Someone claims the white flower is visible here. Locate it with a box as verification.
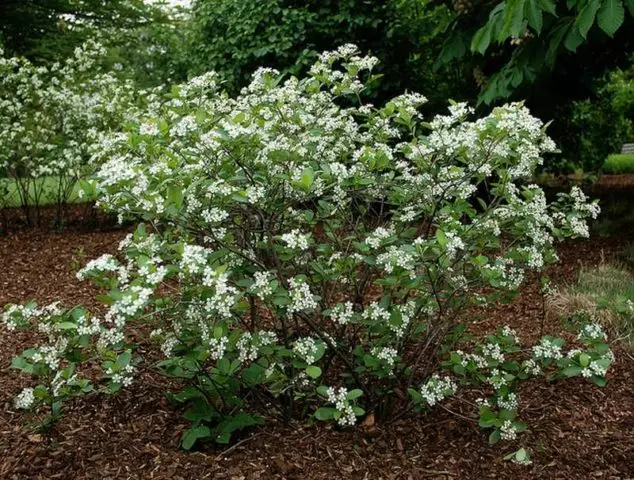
[498,392,518,410]
[237,333,258,363]
[14,388,35,409]
[287,277,318,315]
[365,227,393,249]
[532,338,563,360]
[373,346,398,371]
[578,323,607,341]
[325,386,357,427]
[294,337,320,364]
[329,302,354,325]
[500,420,517,441]
[281,229,310,250]
[420,375,457,406]
[251,271,274,299]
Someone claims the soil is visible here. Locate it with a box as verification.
[0,185,633,479]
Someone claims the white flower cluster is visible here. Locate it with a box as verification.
[532,338,563,360]
[501,325,519,342]
[293,337,320,364]
[208,336,229,360]
[577,323,607,341]
[287,277,318,315]
[180,244,209,275]
[281,230,310,250]
[0,39,141,218]
[376,246,416,275]
[420,375,457,406]
[521,359,542,376]
[106,363,135,387]
[498,392,518,410]
[373,346,398,372]
[581,360,609,378]
[365,227,393,249]
[482,342,505,363]
[251,271,274,299]
[329,302,355,325]
[326,386,357,427]
[14,388,35,410]
[76,254,120,280]
[237,333,258,363]
[1,303,40,331]
[500,420,518,441]
[444,231,465,259]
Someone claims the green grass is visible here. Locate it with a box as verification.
[548,263,634,347]
[0,176,87,208]
[602,154,634,174]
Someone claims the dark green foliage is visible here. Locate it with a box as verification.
[437,0,634,106]
[0,0,169,64]
[555,64,634,171]
[187,0,470,106]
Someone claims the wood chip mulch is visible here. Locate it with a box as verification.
[1,200,633,479]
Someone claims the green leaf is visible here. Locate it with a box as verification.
[579,353,591,367]
[346,389,363,400]
[576,0,601,38]
[479,408,498,427]
[315,407,336,421]
[183,399,215,423]
[561,365,583,377]
[214,413,263,444]
[407,388,422,403]
[525,0,544,33]
[546,21,571,66]
[597,0,625,36]
[167,185,184,209]
[353,406,365,416]
[471,23,493,54]
[57,322,77,330]
[181,425,211,450]
[436,229,448,248]
[306,366,322,378]
[538,0,557,15]
[299,167,314,192]
[499,0,527,40]
[115,351,131,369]
[625,0,634,15]
[489,429,502,444]
[316,385,329,396]
[564,27,584,50]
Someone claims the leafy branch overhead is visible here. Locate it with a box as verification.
[438,0,634,103]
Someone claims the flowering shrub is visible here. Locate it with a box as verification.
[3,45,608,449]
[0,40,141,225]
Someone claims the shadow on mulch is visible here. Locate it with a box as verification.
[0,193,633,479]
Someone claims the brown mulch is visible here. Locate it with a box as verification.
[1,206,633,479]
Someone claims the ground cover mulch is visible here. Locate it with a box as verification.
[0,195,633,479]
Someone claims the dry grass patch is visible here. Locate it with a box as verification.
[547,263,634,346]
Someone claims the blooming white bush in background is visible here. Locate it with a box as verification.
[3,45,610,450]
[0,40,143,225]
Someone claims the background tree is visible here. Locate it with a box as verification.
[436,0,634,104]
[0,0,174,65]
[186,0,471,108]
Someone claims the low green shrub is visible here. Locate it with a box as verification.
[602,154,634,174]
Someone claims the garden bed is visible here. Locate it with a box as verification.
[1,197,633,479]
